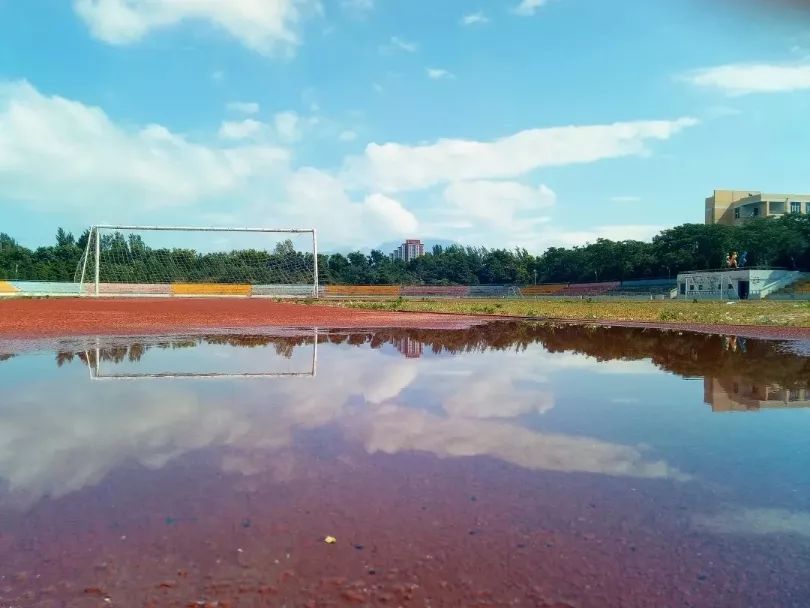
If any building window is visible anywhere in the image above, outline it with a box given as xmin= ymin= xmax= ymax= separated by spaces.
xmin=769 ymin=201 xmax=785 ymax=215
xmin=752 ymin=207 xmax=760 ymax=217
xmin=734 ymin=207 xmax=740 ymax=219
xmin=806 ymin=202 xmax=810 ymax=214
xmin=698 ymin=285 xmax=703 ymax=291
xmin=689 ymin=284 xmax=695 ymax=291
xmin=791 ymin=201 xmax=801 ymax=214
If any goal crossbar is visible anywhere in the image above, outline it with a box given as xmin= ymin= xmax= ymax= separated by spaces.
xmin=93 ymin=225 xmax=314 ymax=233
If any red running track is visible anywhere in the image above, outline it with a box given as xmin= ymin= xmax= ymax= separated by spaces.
xmin=2 ymin=298 xmax=808 ymax=342
xmin=0 ymin=298 xmax=485 ymax=339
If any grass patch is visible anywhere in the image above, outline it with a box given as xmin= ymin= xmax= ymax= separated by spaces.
xmin=326 ymin=298 xmax=810 ymax=328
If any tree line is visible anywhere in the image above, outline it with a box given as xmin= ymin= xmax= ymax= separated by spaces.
xmin=2 ymin=215 xmax=809 ymax=286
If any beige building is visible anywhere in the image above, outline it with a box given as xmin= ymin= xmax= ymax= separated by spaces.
xmin=704 ymin=377 xmax=810 ymax=412
xmin=705 ymin=190 xmax=810 ymax=225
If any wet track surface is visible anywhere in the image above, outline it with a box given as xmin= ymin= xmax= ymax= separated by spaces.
xmin=1 ymin=322 xmax=809 ymax=607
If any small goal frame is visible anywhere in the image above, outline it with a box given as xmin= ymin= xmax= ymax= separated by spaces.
xmin=77 ymin=225 xmax=319 ymax=298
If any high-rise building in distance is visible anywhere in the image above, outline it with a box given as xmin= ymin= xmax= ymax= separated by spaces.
xmin=390 ymin=239 xmax=425 ymax=262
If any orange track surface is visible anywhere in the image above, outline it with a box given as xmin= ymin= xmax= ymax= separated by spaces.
xmin=0 ymin=298 xmax=483 ymax=339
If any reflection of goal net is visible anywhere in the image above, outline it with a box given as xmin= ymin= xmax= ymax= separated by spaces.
xmin=75 ymin=225 xmax=318 ymax=297
xmin=84 ymin=331 xmax=318 ymax=379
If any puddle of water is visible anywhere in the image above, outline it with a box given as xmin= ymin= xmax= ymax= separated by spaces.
xmin=1 ymin=322 xmax=809 ymax=607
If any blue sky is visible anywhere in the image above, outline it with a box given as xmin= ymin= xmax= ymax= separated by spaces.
xmin=1 ymin=0 xmax=809 ymax=251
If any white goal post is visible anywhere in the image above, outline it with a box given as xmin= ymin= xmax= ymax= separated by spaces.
xmin=75 ymin=225 xmax=319 ymax=298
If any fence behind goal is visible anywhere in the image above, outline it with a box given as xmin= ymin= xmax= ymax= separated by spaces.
xmin=75 ymin=226 xmax=318 ymax=297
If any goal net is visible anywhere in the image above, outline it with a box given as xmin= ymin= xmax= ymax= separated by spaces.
xmin=84 ymin=330 xmax=318 ymax=379
xmin=75 ymin=225 xmax=318 ymax=297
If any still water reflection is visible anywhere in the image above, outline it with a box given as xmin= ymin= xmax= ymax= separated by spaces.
xmin=0 ymin=322 xmax=808 ymax=607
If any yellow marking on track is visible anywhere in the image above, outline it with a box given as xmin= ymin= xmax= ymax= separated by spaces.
xmin=325 ymin=285 xmax=401 ymax=296
xmin=0 ymin=281 xmax=19 ymax=293
xmin=171 ymin=283 xmax=252 ymax=296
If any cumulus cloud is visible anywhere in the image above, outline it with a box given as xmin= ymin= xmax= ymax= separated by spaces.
xmin=342 ymin=118 xmax=698 ymax=192
xmin=274 ymin=111 xmax=300 ymax=141
xmin=460 ymin=11 xmax=489 ymax=26
xmin=513 ymin=0 xmax=549 ymax=16
xmin=442 ymin=180 xmax=555 ymax=231
xmin=0 ymin=80 xmax=289 ymax=211
xmin=0 ymin=80 xmax=410 ymax=249
xmin=683 ymin=62 xmax=810 ymax=95
xmin=226 ymin=101 xmax=260 ymax=114
xmin=364 ymin=192 xmax=419 ymax=234
xmin=218 ymin=118 xmax=264 ymax=140
xmin=426 ymin=67 xmax=453 ymax=80
xmin=0 ymin=81 xmax=695 ymax=251
xmin=283 ymin=169 xmax=417 ymax=246
xmin=73 ymin=0 xmax=315 ymax=56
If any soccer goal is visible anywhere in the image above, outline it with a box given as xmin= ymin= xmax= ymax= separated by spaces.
xmin=75 ymin=225 xmax=318 ymax=298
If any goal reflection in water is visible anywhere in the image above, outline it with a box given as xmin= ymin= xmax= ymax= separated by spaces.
xmin=82 ymin=330 xmax=318 ymax=379
xmin=0 ymin=322 xmax=809 ymax=607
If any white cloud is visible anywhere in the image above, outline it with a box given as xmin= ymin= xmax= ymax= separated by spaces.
xmin=218 ymin=118 xmax=264 ymax=140
xmin=443 ymin=180 xmax=554 ymax=229
xmin=460 ymin=11 xmax=489 ymax=26
xmin=283 ymin=169 xmax=418 ymax=246
xmin=513 ymin=0 xmax=549 ymax=16
xmin=273 ymin=111 xmax=300 ymax=141
xmin=426 ymin=67 xmax=453 ymax=80
xmin=73 ymin=0 xmax=315 ymax=56
xmin=363 ymin=192 xmax=419 ymax=234
xmin=353 ymin=405 xmax=687 ymax=481
xmin=610 ymin=195 xmax=641 ymax=203
xmin=0 ymin=80 xmax=417 ymax=250
xmin=0 ymin=81 xmax=289 ymax=212
xmin=382 ymin=35 xmax=418 ymax=53
xmin=416 ymin=181 xmax=555 ymax=250
xmin=226 ymin=101 xmax=260 ymax=115
xmin=0 ymin=80 xmax=695 ymax=252
xmin=343 ymin=118 xmax=698 ymax=192
xmin=684 ymin=62 xmax=810 ymax=95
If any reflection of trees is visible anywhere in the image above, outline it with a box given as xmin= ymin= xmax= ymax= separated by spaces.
xmin=532 ymin=324 xmax=809 ymax=389
xmin=46 ymin=323 xmax=809 ymax=389
xmin=71 ymin=335 xmax=315 ymax=366
xmin=55 ymin=351 xmax=74 ymax=367
xmin=0 ymin=354 xmax=14 ymax=363
xmin=321 ymin=323 xmax=809 ymax=388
